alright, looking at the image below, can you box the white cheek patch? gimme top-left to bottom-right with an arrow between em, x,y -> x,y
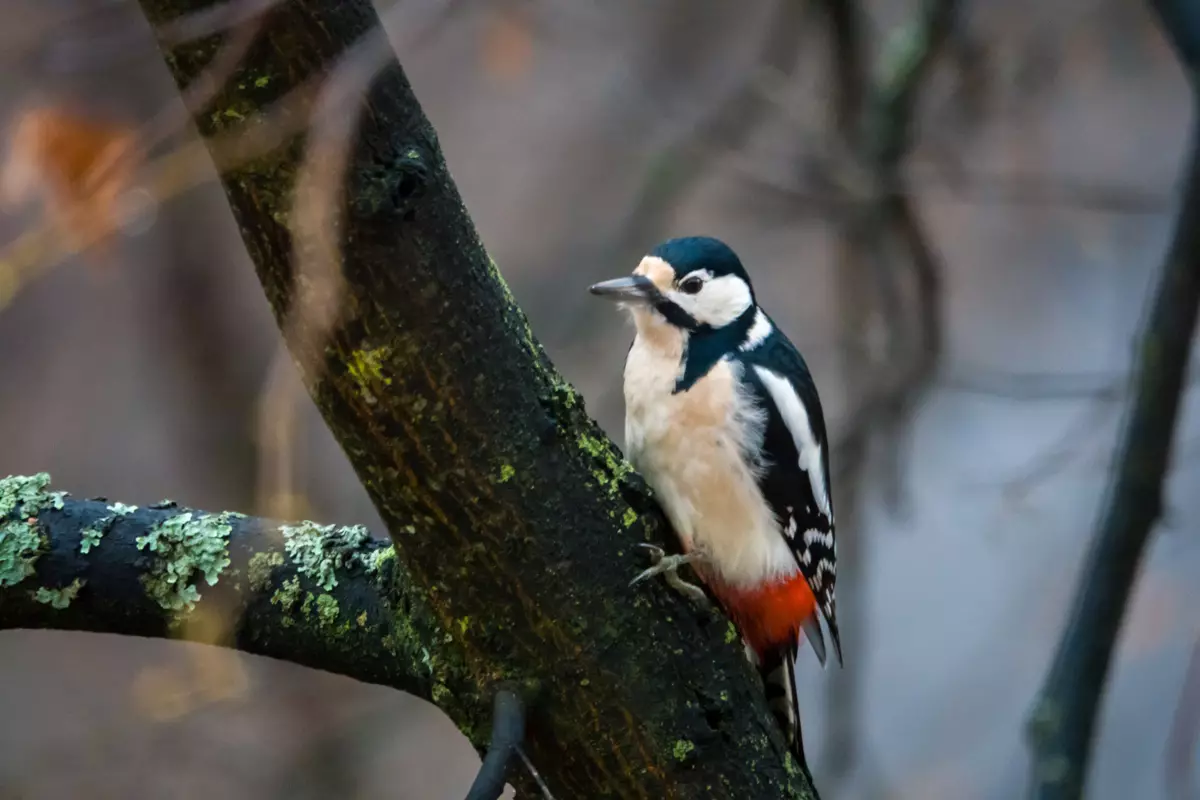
669,274 -> 752,328
739,309 -> 772,351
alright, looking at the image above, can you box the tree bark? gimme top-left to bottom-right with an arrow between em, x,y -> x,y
113,1 -> 815,797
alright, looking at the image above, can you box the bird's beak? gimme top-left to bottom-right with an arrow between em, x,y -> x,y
588,275 -> 658,305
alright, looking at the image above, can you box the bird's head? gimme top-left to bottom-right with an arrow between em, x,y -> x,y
588,236 -> 756,334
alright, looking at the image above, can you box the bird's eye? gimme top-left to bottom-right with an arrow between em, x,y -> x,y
679,276 -> 704,294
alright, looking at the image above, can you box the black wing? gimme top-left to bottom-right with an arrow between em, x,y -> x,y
735,332 -> 842,665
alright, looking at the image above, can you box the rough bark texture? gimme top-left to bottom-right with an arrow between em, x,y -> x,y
1026,3 -> 1200,797
123,1 -> 814,797
0,474 -> 449,702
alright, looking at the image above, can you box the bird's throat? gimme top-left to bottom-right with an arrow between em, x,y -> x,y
673,306 -> 757,394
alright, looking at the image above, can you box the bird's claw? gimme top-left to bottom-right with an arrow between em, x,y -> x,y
629,544 -> 711,609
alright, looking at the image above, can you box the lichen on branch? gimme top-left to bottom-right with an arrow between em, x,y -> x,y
0,473 -> 472,715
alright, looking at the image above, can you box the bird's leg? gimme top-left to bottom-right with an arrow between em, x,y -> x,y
631,543 -> 711,609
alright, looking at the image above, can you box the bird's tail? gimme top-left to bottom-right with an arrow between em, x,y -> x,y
760,644 -> 821,799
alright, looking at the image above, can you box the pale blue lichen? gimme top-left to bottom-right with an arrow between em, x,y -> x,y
1,473 -> 66,517
0,473 -> 66,587
135,511 -> 236,612
281,520 -> 372,591
33,578 -> 85,610
81,502 -> 141,555
80,524 -> 106,555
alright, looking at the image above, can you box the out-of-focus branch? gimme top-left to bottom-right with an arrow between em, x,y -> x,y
820,2 -> 957,787
1165,635 -> 1200,800
738,162 -> 1179,216
609,0 -> 813,255
827,0 -> 958,482
1025,5 -> 1200,794
819,0 -> 870,789
466,687 -> 528,800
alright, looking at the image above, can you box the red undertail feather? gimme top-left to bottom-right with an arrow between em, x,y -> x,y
709,572 -> 818,658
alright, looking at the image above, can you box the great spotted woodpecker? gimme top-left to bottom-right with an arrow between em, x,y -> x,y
589,236 -> 840,788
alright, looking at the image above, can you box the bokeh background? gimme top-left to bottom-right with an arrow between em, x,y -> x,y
2,0 -> 1199,798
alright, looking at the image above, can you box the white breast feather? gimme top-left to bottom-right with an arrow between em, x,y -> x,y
623,321 -> 799,589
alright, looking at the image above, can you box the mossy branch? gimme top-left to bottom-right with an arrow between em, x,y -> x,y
123,0 -> 817,797
0,473 -> 464,711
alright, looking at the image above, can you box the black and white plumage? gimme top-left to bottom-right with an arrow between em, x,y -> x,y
589,235 -> 841,790
736,322 -> 842,663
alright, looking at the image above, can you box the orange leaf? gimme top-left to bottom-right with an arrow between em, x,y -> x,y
481,10 -> 534,84
2,106 -> 141,260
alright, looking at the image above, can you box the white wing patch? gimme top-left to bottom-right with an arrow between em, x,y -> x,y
752,366 -> 832,520
802,527 -> 834,549
739,308 -> 773,351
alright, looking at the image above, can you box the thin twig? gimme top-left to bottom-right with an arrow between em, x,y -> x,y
465,688 -> 527,800
515,745 -> 557,800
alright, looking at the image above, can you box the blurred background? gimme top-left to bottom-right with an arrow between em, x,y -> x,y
1,0 -> 1199,797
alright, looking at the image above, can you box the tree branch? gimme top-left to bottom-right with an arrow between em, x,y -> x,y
1025,5 -> 1200,795
467,687 -> 530,800
122,0 -> 814,797
0,473 -> 454,702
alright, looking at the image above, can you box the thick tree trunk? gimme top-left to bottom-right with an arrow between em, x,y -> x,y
113,1 -> 815,797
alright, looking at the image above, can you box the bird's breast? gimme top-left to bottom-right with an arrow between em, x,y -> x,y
622,339 -> 796,589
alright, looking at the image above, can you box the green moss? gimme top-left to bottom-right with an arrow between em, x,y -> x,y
673,739 -> 695,761
271,576 -> 301,612
346,347 -> 393,403
315,593 -> 340,627
725,622 -> 739,645
248,551 -> 285,593
356,611 -> 368,628
622,507 -> 638,528
135,511 -> 236,612
369,545 -> 396,573
33,578 -> 85,610
0,473 -> 66,588
280,520 -> 372,591
577,433 -> 635,497
497,464 -> 515,483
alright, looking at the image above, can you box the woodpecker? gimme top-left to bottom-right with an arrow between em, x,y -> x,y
589,236 -> 840,787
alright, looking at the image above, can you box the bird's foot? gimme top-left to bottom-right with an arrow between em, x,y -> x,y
631,543 -> 711,609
